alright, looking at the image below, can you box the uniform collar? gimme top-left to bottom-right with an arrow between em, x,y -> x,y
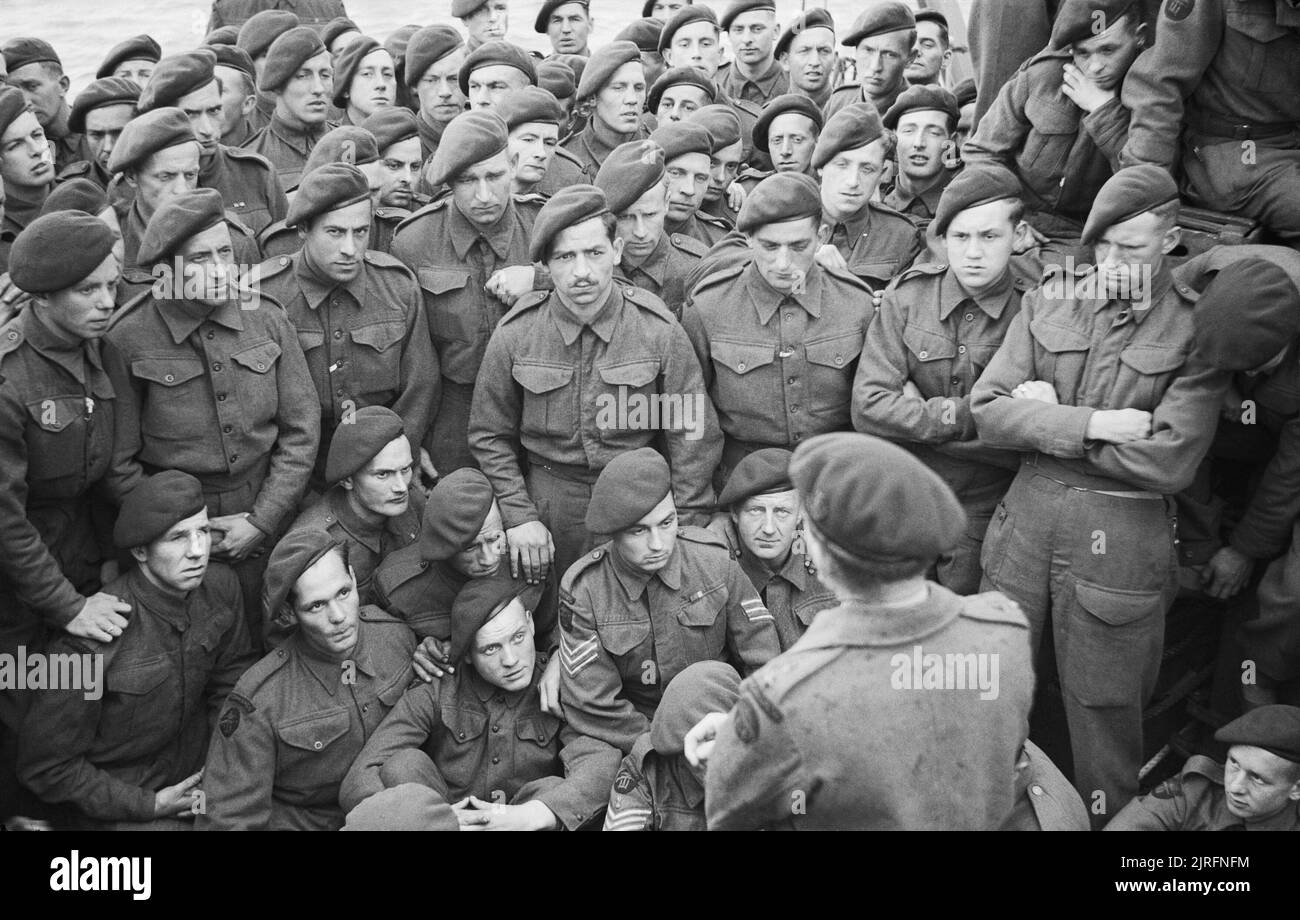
796,583 -> 963,647
22,308 -> 90,380
622,233 -> 670,285
939,267 -> 1015,321
2,180 -> 50,232
549,285 -> 622,346
296,248 -> 368,309
611,540 -> 684,600
1088,262 -> 1174,324
125,565 -> 194,632
743,260 -> 823,323
585,116 -> 641,160
827,202 -> 873,243
890,170 -> 950,214
725,58 -> 785,95
298,617 -> 377,695
739,544 -> 808,593
158,296 -> 245,344
270,111 -> 328,152
326,485 -> 394,555
46,102 -> 73,141
417,112 -> 447,147
449,198 -> 518,261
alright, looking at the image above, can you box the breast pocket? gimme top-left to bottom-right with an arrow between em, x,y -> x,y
597,359 -> 661,445
349,320 -> 405,397
438,706 -> 488,792
24,395 -> 89,480
595,617 -> 652,684
231,340 -> 282,423
805,331 -> 863,420
1023,94 -> 1079,179
1029,318 -> 1090,402
1225,7 -> 1300,94
275,708 -> 355,798
512,362 -> 575,438
675,584 -> 727,663
515,712 -> 562,768
1117,344 -> 1186,412
104,657 -> 171,748
710,340 -> 777,420
132,356 -> 208,440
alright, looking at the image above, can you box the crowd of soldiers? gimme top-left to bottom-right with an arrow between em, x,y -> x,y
0,0 -> 1299,832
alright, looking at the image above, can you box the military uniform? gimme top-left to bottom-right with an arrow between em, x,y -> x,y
1,183 -> 50,245
1001,740 -> 1092,831
534,146 -> 589,199
733,542 -> 836,652
258,206 -> 414,259
207,0 -> 347,33
1105,754 -> 1300,831
55,158 -> 112,192
602,733 -> 706,830
415,113 -> 449,168
881,170 -> 956,225
664,209 -> 733,248
199,143 -> 289,236
562,118 -> 653,181
114,198 -> 263,290
823,200 -> 923,290
823,81 -> 906,122
615,232 -> 709,319
372,552 -> 468,640
714,59 -> 789,107
241,112 -> 336,191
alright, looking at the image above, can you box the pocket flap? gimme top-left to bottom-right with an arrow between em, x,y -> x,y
418,268 -> 472,295
1119,344 -> 1186,376
1024,94 -> 1079,133
132,357 -> 205,387
1030,318 -> 1090,353
350,321 -> 405,353
1227,8 -> 1289,42
515,712 -> 561,746
25,396 -> 84,433
231,341 -> 282,374
596,618 -> 651,656
108,661 -> 168,696
277,709 -> 351,751
297,330 -> 326,352
1073,579 -> 1163,627
598,359 -> 660,387
677,584 -> 725,628
513,362 -> 574,394
711,340 -> 775,375
444,707 -> 488,743
848,259 -> 900,280
806,332 -> 863,369
903,325 -> 957,362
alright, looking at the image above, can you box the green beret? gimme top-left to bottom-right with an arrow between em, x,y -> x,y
531,183 -> 612,262
495,86 -> 565,130
1051,0 -> 1138,49
458,41 -> 537,96
137,187 -> 226,266
203,27 -> 239,47
586,447 -> 673,534
932,164 -> 1023,236
258,27 -> 327,93
842,1 -> 916,47
617,18 -> 667,54
332,37 -> 387,108
113,470 -> 206,549
68,77 -> 141,133
421,468 -> 497,561
1214,704 -> 1300,763
263,529 -> 340,622
342,784 -> 459,832
647,66 -> 717,114
737,171 -> 822,232
325,406 -> 407,485
211,45 -> 256,84
775,8 -> 836,57
651,661 -> 741,756
1081,164 -> 1178,245
953,77 -> 977,108
452,0 -> 490,16
321,17 -> 362,51
721,0 -> 775,31
717,447 -> 794,508
405,25 -> 465,86
107,107 -> 197,175
40,178 -> 109,217
449,569 -> 543,663
137,50 -> 218,113
361,106 -> 420,151
1194,260 -> 1300,372
537,59 -> 577,100
302,126 -> 380,177
659,5 -> 719,54
9,212 -> 116,295
237,10 -> 301,59
754,93 -> 824,154
427,110 -> 509,187
811,101 -> 883,169
689,104 -> 742,151
287,163 -> 372,229
96,34 -> 162,80
883,84 -> 959,130
535,0 -> 590,33
576,41 -> 643,102
0,87 -> 30,137
650,120 -> 712,162
595,140 -> 666,213
791,432 -> 965,564
2,38 -> 61,73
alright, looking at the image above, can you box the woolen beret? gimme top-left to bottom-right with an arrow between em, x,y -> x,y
1193,260 -> 1300,372
384,25 -> 422,70
113,471 -> 206,549
137,187 -> 226,266
428,110 -> 509,186
531,183 -> 611,261
595,140 -> 666,213
303,126 -> 380,176
651,120 -> 712,161
361,106 -> 420,150
736,171 -> 822,232
2,38 -> 61,72
1215,704 -> 1300,763
537,59 -> 577,100
263,529 -> 340,620
586,447 -> 673,534
258,27 -> 327,93
720,0 -> 775,31
659,5 -> 719,53
0,87 -> 30,137
97,34 -> 162,79
421,468 -> 497,561
1051,0 -> 1138,49
842,2 -> 916,47
535,0 -> 590,33
107,107 -> 197,175
553,53 -> 589,87
342,784 -> 459,832
883,84 -> 959,130
204,27 -> 239,47
617,18 -> 667,54
790,432 -> 965,564
237,10 -> 301,59
9,212 -> 116,294
321,17 -> 362,50
775,8 -> 835,57
932,163 -> 1022,236
325,406 -> 407,485
953,77 -> 977,108
647,66 -> 717,113
452,0 -> 490,16
576,41 -> 642,101
717,447 -> 794,508
753,93 -> 823,153
287,163 -> 372,229
811,101 -> 882,168
211,45 -> 256,84
496,85 -> 565,129
458,41 -> 537,96
405,25 -> 465,86
331,37 -> 388,108
690,104 -> 741,150
40,178 -> 109,217
450,569 -> 544,663
137,50 -> 218,113
68,77 -> 141,133
650,661 -> 741,755
1081,164 -> 1178,245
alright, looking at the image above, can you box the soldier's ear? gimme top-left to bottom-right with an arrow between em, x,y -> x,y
129,545 -> 148,565
240,94 -> 257,117
815,221 -> 831,246
340,475 -> 354,492
1159,224 -> 1181,256
610,234 -> 624,262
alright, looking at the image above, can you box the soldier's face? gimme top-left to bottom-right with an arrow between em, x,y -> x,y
508,121 -> 559,188
748,216 -> 823,293
463,1 -> 510,45
133,509 -> 211,594
450,149 -> 512,226
656,84 -> 710,123
129,142 -> 201,217
36,252 -> 119,342
467,64 -> 530,112
215,66 -> 254,136
782,26 -> 835,95
904,21 -> 949,85
819,138 -> 887,220
471,600 -> 536,691
706,139 -> 743,204
767,112 -> 817,174
614,492 -> 679,575
277,51 -> 334,127
415,49 -> 468,125
640,52 -> 667,90
895,110 -> 951,182
1093,209 -> 1178,300
664,151 -> 710,221
346,48 -> 396,120
7,62 -> 67,128
176,222 -> 237,306
594,61 -> 647,135
83,103 -> 135,172
452,501 -> 506,578
728,10 -> 777,66
733,490 -> 800,564
547,3 -> 592,55
292,549 -> 361,660
944,199 -> 1023,295
854,30 -> 912,98
112,59 -> 156,88
1223,745 -> 1300,821
548,216 -> 623,314
176,80 -> 225,157
650,1 -> 687,16
301,197 -> 372,283
616,181 -> 669,259
343,436 -> 414,519
665,23 -> 723,78
1070,16 -> 1143,92
377,136 -> 423,208
0,111 -> 54,189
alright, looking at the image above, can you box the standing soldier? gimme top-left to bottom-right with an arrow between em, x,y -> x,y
95,35 -> 162,89
717,1 -> 789,106
243,27 -> 337,190
63,78 -> 141,191
562,41 -> 650,180
235,11 -> 304,136
776,8 -> 837,110
456,0 -> 511,53
405,26 -> 468,164
360,107 -> 428,252
824,3 -> 916,120
1,39 -> 83,173
880,85 -> 960,226
460,42 -> 537,114
496,86 -> 587,199
537,1 -> 594,59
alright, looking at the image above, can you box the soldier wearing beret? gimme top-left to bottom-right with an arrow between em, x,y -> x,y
777,8 -> 837,110
562,41 -> 652,181
208,0 -> 347,35
824,3 -> 916,122
537,60 -> 580,136
235,10 -> 304,136
61,79 -> 141,191
971,165 -> 1229,825
17,471 -> 254,828
456,0 -> 512,53
691,104 -> 747,228
332,38 -> 395,128
617,18 -> 669,90
0,87 -> 54,245
212,45 -> 261,148
1106,705 -> 1300,831
1,38 -> 83,175
357,108 -> 427,251
717,1 -> 789,107
198,532 -> 417,831
880,85 -> 960,225
737,93 -> 823,195
648,67 -> 718,127
406,26 -> 469,168
537,1 -> 593,59
460,41 -> 537,115
103,188 -> 320,649
96,34 -> 161,88
495,86 -> 586,200
321,18 -> 362,60
653,120 -> 732,247
854,166 -> 1031,595
691,432 -> 1034,830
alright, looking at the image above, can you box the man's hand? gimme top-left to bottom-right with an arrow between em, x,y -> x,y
154,770 -> 204,819
65,593 -> 132,642
453,796 -> 556,831
726,182 -> 746,212
506,521 -> 553,585
419,447 -> 438,490
684,711 -> 730,768
538,654 -> 562,714
210,514 -> 266,562
485,265 -> 536,307
1061,62 -> 1116,114
1011,380 -> 1060,404
814,244 -> 849,274
1085,408 -> 1153,443
902,379 -> 924,400
1201,545 -> 1254,599
413,636 -> 454,682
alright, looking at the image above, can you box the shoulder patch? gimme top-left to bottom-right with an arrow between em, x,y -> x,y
613,765 -> 640,795
962,591 -> 1030,628
559,546 -> 607,594
231,645 -> 292,698
669,233 -> 710,259
499,289 -> 551,324
732,695 -> 760,744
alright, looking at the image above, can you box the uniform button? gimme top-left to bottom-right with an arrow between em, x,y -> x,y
334,330 -> 343,339
964,312 -> 974,322
336,388 -> 345,396
737,362 -> 746,371
792,432 -> 801,441
491,756 -> 500,765
783,313 -> 792,321
458,731 -> 466,740
787,377 -> 796,384
229,453 -> 238,462
951,376 -> 960,385
5,331 -> 17,340
217,393 -> 227,401
206,330 -> 215,339
918,350 -> 928,359
958,345 -> 967,355
1030,784 -> 1044,797
256,362 -> 266,370
222,424 -> 233,434
164,374 -> 176,383
212,362 -> 223,372
313,741 -> 323,750
492,724 -> 501,733
834,355 -> 843,365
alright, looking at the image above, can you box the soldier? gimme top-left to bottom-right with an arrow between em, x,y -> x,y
321,18 -> 363,60
208,0 -> 346,34
616,18 -> 669,91
648,67 -> 718,126
1,39 -> 83,174
881,85 -> 960,226
243,27 -> 337,190
562,41 -> 650,180
691,105 -> 746,228
96,34 -> 161,88
333,37 -> 396,127
460,41 -> 537,114
824,3 -> 916,120
654,121 -> 731,246
16,471 -> 254,828
645,0 -> 690,16
360,107 -> 426,250
405,26 -> 468,167
691,432 -> 1034,829
0,88 -> 54,241
211,45 -> 260,148
739,93 -> 824,193
905,9 -> 954,88
717,1 -> 789,106
537,1 -> 594,58
39,180 -> 125,269
537,60 -> 580,138
235,10 -> 303,136
391,111 -> 543,479
558,448 -> 779,753
1001,740 -> 1092,831
198,531 -> 417,831
495,86 -> 586,199
1106,705 -> 1300,831
776,8 -> 836,110
456,0 -> 512,53
62,79 -> 141,191
854,166 -> 1030,595
971,165 -> 1228,824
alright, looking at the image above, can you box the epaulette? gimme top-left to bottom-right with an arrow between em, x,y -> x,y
499,289 -> 550,324
676,524 -> 730,552
512,192 -> 548,207
249,253 -> 295,285
829,82 -> 861,97
0,322 -> 25,364
362,249 -> 409,270
737,166 -> 770,183
894,260 -> 946,286
669,232 -> 710,259
373,206 -> 412,224
55,160 -> 93,181
961,590 -> 1030,629
224,209 -> 255,237
697,211 -> 731,230
559,546 -> 607,593
1023,48 -> 1071,71
359,604 -> 406,625
820,260 -> 877,294
393,196 -> 450,235
222,145 -> 273,169
1180,753 -> 1225,786
621,284 -> 676,322
1172,279 -> 1199,304
691,259 -> 747,296
256,218 -> 290,247
231,644 -> 292,698
867,199 -> 913,222
104,287 -> 155,332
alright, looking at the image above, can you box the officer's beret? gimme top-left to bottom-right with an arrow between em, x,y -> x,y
427,110 -> 509,186
342,784 -> 459,832
535,0 -> 590,33
932,163 -> 1023,236
811,101 -> 883,168
1051,0 -> 1138,49
137,50 -> 218,113
0,87 -> 30,137
361,106 -> 420,151
405,25 -> 465,86
259,27 -> 327,93
647,66 -> 717,114
537,59 -> 577,100
1214,704 -> 1300,763
736,171 -> 822,232
586,447 -> 673,534
753,93 -> 824,154
40,178 -> 109,217
791,432 -> 965,564
211,45 -> 256,84
718,447 -> 794,508
659,5 -> 719,54
496,86 -> 565,130
137,187 -> 226,266
721,0 -> 775,31
576,41 -> 642,102
107,107 -> 197,175
1193,260 -> 1300,372
9,212 -> 116,295
2,38 -> 61,73
421,468 -> 497,561
953,77 -> 977,108
449,569 -> 544,663
458,41 -> 537,96
237,10 -> 301,59
690,104 -> 742,151
68,77 -> 141,133
321,17 -> 362,51
263,529 -> 341,621
651,661 -> 741,755
1081,164 -> 1179,245
332,37 -> 388,108
113,471 -> 206,549
287,163 -> 372,229
96,34 -> 162,80
595,140 -> 666,213
616,18 -> 666,54
883,84 -> 959,130
843,2 -> 916,47
204,27 -> 239,47
916,9 -> 950,30
775,8 -> 836,57
303,126 -> 381,177
452,0 -> 490,16
651,120 -> 712,164
531,183 -> 612,262
325,406 -> 407,485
